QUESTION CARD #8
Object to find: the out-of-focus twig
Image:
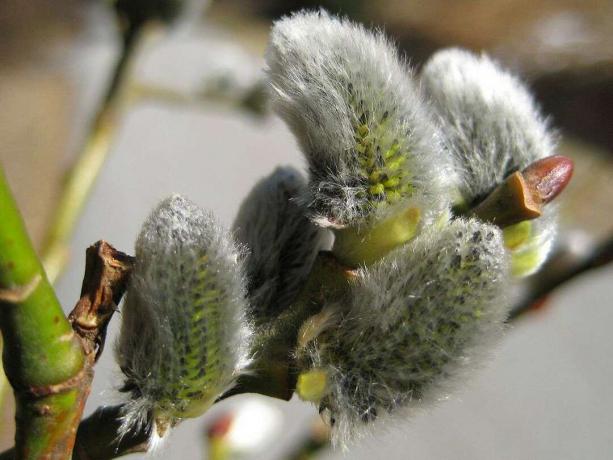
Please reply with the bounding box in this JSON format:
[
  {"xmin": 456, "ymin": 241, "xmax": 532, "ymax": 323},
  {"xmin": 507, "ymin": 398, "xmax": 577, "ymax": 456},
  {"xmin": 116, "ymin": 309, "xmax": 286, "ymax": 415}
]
[
  {"xmin": 130, "ymin": 77, "xmax": 269, "ymax": 117},
  {"xmin": 284, "ymin": 418, "xmax": 330, "ymax": 460},
  {"xmin": 71, "ymin": 404, "xmax": 150, "ymax": 460},
  {"xmin": 40, "ymin": 23, "xmax": 146, "ymax": 284},
  {"xmin": 509, "ymin": 234, "xmax": 613, "ymax": 320}
]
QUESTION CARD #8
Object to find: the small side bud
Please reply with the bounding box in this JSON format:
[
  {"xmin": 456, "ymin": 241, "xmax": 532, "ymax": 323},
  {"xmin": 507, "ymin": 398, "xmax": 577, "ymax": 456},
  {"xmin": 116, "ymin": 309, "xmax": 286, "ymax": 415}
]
[
  {"xmin": 298, "ymin": 218, "xmax": 509, "ymax": 445},
  {"xmin": 116, "ymin": 195, "xmax": 250, "ymax": 441},
  {"xmin": 233, "ymin": 167, "xmax": 327, "ymax": 325},
  {"xmin": 266, "ymin": 10, "xmax": 453, "ymax": 229}
]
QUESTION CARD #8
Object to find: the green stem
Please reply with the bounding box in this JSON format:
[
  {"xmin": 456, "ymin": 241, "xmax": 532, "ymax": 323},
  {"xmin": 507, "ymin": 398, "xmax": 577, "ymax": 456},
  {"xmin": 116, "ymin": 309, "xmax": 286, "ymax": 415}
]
[
  {"xmin": 41, "ymin": 24, "xmax": 144, "ymax": 284},
  {"xmin": 0, "ymin": 165, "xmax": 86, "ymax": 459},
  {"xmin": 332, "ymin": 206, "xmax": 422, "ymax": 267}
]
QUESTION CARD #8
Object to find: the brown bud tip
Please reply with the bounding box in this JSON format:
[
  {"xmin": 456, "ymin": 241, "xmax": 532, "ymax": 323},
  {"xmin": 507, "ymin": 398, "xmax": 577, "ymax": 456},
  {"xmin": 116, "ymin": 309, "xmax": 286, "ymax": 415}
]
[{"xmin": 522, "ymin": 155, "xmax": 574, "ymax": 205}]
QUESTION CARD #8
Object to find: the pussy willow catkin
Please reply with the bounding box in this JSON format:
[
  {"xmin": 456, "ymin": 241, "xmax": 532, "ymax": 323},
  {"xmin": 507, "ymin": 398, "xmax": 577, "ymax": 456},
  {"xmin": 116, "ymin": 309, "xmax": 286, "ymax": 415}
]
[
  {"xmin": 266, "ymin": 10, "xmax": 454, "ymax": 229},
  {"xmin": 116, "ymin": 195, "xmax": 250, "ymax": 441},
  {"xmin": 421, "ymin": 48, "xmax": 558, "ymax": 276}
]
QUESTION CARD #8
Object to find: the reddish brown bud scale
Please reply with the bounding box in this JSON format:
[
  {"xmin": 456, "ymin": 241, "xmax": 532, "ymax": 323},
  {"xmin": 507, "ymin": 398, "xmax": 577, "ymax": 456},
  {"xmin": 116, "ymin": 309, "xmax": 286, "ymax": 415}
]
[
  {"xmin": 471, "ymin": 155, "xmax": 574, "ymax": 228},
  {"xmin": 471, "ymin": 171, "xmax": 542, "ymax": 227},
  {"xmin": 522, "ymin": 155, "xmax": 574, "ymax": 205}
]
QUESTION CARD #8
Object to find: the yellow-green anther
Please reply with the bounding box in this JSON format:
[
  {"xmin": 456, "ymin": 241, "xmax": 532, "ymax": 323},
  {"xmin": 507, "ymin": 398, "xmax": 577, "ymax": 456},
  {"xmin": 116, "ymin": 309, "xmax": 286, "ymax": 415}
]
[
  {"xmin": 296, "ymin": 369, "xmax": 329, "ymax": 403},
  {"xmin": 503, "ymin": 220, "xmax": 532, "ymax": 250}
]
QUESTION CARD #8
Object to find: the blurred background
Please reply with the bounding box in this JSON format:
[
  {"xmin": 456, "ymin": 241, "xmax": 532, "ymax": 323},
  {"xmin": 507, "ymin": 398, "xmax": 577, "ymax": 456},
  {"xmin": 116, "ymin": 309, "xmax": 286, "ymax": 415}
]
[{"xmin": 1, "ymin": 0, "xmax": 612, "ymax": 458}]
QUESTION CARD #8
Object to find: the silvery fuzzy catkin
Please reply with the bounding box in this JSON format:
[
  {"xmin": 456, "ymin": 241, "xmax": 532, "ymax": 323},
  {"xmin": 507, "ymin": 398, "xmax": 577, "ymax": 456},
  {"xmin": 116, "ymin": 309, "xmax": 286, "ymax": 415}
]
[
  {"xmin": 266, "ymin": 10, "xmax": 453, "ymax": 229},
  {"xmin": 233, "ymin": 166, "xmax": 328, "ymax": 325},
  {"xmin": 116, "ymin": 195, "xmax": 250, "ymax": 441},
  {"xmin": 421, "ymin": 48, "xmax": 558, "ymax": 276},
  {"xmin": 297, "ymin": 218, "xmax": 509, "ymax": 445},
  {"xmin": 421, "ymin": 48, "xmax": 556, "ymax": 202}
]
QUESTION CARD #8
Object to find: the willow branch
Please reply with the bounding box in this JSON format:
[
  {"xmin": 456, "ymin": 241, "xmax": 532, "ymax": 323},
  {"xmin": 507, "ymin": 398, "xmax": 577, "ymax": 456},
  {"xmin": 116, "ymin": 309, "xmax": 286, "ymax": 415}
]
[
  {"xmin": 130, "ymin": 78, "xmax": 269, "ymax": 118},
  {"xmin": 0, "ymin": 171, "xmax": 134, "ymax": 460},
  {"xmin": 41, "ymin": 23, "xmax": 144, "ymax": 284},
  {"xmin": 509, "ymin": 234, "xmax": 613, "ymax": 320},
  {"xmin": 0, "ymin": 166, "xmax": 86, "ymax": 459}
]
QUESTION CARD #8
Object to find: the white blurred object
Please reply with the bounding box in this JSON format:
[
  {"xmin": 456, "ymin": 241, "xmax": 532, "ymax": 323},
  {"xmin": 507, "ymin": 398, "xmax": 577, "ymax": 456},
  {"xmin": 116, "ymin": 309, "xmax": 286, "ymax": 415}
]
[{"xmin": 224, "ymin": 399, "xmax": 284, "ymax": 453}]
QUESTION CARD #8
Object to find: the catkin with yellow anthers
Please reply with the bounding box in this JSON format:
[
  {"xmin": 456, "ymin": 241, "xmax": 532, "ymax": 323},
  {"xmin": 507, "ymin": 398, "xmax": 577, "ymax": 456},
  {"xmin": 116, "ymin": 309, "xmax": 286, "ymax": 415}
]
[
  {"xmin": 421, "ymin": 48, "xmax": 558, "ymax": 276},
  {"xmin": 296, "ymin": 218, "xmax": 509, "ymax": 446},
  {"xmin": 233, "ymin": 167, "xmax": 328, "ymax": 325},
  {"xmin": 116, "ymin": 195, "xmax": 250, "ymax": 442},
  {"xmin": 266, "ymin": 10, "xmax": 454, "ymax": 229}
]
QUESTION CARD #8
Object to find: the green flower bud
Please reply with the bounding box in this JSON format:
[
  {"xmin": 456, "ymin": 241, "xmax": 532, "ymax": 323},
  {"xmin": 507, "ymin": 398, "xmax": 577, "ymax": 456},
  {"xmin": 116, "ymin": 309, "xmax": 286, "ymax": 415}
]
[{"xmin": 116, "ymin": 195, "xmax": 250, "ymax": 441}]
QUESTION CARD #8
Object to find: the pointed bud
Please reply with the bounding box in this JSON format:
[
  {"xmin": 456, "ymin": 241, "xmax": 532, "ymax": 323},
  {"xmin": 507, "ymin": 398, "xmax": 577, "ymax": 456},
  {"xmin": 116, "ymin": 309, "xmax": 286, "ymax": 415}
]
[
  {"xmin": 266, "ymin": 10, "xmax": 453, "ymax": 229},
  {"xmin": 297, "ymin": 218, "xmax": 509, "ymax": 445},
  {"xmin": 522, "ymin": 155, "xmax": 574, "ymax": 205},
  {"xmin": 116, "ymin": 195, "xmax": 250, "ymax": 441}
]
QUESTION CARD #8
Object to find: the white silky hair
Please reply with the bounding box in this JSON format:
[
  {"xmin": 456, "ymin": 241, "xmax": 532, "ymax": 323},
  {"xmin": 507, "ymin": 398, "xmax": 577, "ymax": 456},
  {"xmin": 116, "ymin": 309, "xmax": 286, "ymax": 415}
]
[
  {"xmin": 302, "ymin": 218, "xmax": 510, "ymax": 446},
  {"xmin": 233, "ymin": 166, "xmax": 329, "ymax": 325},
  {"xmin": 266, "ymin": 10, "xmax": 454, "ymax": 228},
  {"xmin": 421, "ymin": 48, "xmax": 558, "ymax": 276},
  {"xmin": 420, "ymin": 47, "xmax": 556, "ymax": 203},
  {"xmin": 116, "ymin": 194, "xmax": 250, "ymax": 440}
]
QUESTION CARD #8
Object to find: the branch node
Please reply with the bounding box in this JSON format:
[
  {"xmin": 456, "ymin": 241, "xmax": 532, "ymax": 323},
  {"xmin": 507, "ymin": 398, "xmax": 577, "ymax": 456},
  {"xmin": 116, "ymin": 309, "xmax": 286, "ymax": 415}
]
[{"xmin": 0, "ymin": 273, "xmax": 41, "ymax": 303}]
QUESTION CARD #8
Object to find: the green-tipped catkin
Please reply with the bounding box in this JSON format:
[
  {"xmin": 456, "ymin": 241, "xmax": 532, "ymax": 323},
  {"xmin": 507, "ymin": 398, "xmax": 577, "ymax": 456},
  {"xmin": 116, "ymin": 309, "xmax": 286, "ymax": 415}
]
[
  {"xmin": 297, "ymin": 218, "xmax": 509, "ymax": 445},
  {"xmin": 421, "ymin": 48, "xmax": 558, "ymax": 276},
  {"xmin": 266, "ymin": 10, "xmax": 453, "ymax": 229},
  {"xmin": 233, "ymin": 166, "xmax": 328, "ymax": 325},
  {"xmin": 116, "ymin": 195, "xmax": 250, "ymax": 441}
]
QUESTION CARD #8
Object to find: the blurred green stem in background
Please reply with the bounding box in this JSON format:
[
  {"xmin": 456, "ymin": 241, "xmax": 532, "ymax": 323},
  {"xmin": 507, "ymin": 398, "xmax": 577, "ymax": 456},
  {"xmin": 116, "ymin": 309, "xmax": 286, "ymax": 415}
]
[{"xmin": 40, "ymin": 21, "xmax": 147, "ymax": 284}]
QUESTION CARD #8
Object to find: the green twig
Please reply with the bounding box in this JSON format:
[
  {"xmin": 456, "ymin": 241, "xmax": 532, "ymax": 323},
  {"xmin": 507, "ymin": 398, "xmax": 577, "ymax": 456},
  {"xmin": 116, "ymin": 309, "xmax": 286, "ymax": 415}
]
[
  {"xmin": 0, "ymin": 236, "xmax": 134, "ymax": 460},
  {"xmin": 0, "ymin": 166, "xmax": 86, "ymax": 459}
]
